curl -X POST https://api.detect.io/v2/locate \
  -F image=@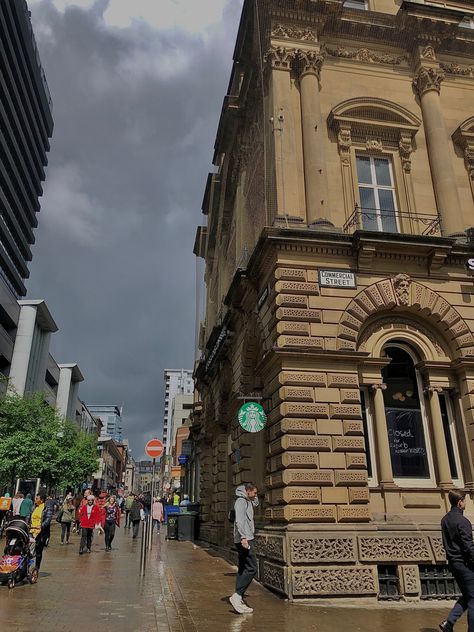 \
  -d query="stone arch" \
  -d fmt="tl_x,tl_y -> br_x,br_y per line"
328,97 -> 422,130
336,275 -> 474,358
